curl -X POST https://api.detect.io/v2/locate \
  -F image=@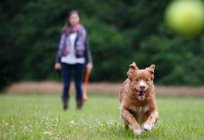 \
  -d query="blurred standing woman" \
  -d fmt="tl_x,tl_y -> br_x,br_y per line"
55,10 -> 93,110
